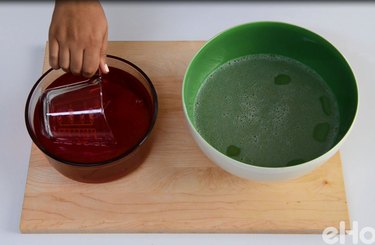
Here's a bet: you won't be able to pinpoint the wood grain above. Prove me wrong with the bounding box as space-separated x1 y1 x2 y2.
20 41 350 233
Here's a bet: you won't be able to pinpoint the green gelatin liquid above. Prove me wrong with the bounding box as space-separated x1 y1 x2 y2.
194 54 340 167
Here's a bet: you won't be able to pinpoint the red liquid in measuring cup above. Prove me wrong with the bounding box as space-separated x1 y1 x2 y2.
33 67 154 164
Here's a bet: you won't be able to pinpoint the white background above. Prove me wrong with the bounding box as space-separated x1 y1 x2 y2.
0 2 374 245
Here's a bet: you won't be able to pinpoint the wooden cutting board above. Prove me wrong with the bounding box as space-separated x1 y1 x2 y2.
20 41 350 233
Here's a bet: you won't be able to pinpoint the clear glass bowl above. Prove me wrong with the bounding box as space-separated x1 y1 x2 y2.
25 55 158 183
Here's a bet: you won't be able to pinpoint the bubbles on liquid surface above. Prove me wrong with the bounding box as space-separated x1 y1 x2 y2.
274 74 291 85
313 122 330 142
194 54 340 167
226 145 241 157
320 95 332 116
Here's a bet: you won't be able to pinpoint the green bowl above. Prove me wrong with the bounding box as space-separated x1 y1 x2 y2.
182 22 358 181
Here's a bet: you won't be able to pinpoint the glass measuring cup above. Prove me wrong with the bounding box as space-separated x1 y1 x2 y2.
41 75 116 147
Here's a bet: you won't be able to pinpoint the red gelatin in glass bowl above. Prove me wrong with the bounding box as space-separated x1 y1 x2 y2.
25 56 158 183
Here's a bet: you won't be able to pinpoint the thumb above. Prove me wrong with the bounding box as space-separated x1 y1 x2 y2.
99 29 109 74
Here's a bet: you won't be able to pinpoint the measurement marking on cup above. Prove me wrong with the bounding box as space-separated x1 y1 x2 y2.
57 128 98 139
47 108 103 117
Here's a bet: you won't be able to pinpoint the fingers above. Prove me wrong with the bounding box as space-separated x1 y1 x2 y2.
82 48 100 78
48 39 104 77
99 29 109 74
49 41 100 77
49 39 59 69
58 45 70 72
99 60 109 75
69 47 83 76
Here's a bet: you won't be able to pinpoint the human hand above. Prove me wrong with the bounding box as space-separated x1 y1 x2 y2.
49 0 109 77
